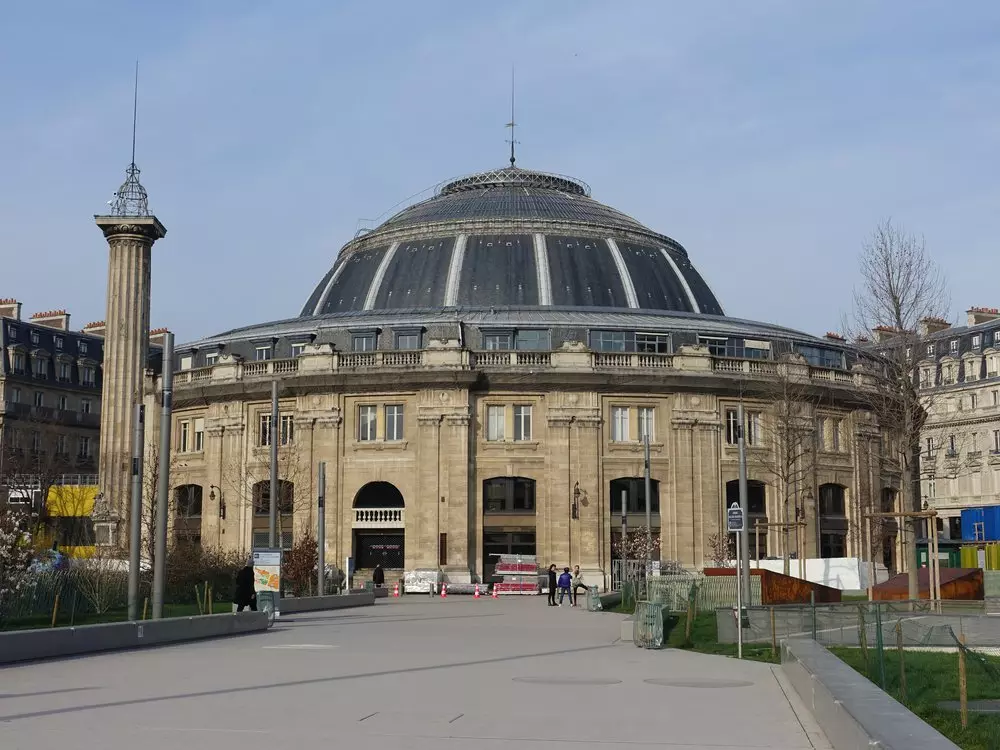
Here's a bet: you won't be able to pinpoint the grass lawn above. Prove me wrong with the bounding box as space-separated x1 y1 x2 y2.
1 601 233 632
831 646 1000 750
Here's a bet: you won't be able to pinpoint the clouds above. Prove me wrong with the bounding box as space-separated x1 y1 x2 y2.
0 1 998 341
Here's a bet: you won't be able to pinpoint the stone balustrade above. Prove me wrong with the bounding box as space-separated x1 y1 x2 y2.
172 346 875 390
353 508 405 528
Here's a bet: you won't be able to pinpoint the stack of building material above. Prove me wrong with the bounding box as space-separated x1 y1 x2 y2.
403 569 441 594
492 554 540 594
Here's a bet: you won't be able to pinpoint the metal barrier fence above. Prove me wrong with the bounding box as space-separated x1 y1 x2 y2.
647 573 762 612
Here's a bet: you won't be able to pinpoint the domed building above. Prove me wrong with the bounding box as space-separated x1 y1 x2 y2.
163 166 899 588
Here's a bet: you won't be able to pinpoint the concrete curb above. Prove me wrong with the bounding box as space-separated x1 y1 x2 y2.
0 612 269 666
280 591 377 614
781 638 959 750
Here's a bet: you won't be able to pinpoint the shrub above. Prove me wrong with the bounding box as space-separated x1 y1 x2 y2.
282 534 317 597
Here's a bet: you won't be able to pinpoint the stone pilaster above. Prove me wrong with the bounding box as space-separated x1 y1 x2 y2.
94 216 166 547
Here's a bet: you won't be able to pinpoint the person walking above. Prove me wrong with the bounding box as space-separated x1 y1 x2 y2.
557 567 572 606
546 564 558 606
234 559 257 612
373 563 385 588
571 565 587 607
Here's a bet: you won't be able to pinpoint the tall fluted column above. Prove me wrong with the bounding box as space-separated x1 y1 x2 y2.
94 215 166 547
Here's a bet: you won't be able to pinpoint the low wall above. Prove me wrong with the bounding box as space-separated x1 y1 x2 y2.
781 638 958 750
0 612 269 666
280 591 376 614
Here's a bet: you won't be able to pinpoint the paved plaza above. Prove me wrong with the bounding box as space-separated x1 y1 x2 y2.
0 598 829 749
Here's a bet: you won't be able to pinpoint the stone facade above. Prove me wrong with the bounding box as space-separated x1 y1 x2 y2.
163 342 899 588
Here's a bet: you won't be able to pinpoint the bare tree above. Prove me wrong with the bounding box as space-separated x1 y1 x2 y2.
747 356 819 574
849 218 949 599
222 438 304 550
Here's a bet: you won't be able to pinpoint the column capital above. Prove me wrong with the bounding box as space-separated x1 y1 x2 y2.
95 215 167 241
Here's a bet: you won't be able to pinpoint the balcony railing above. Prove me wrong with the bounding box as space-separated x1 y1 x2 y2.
353 507 405 528
172 348 869 390
3 402 101 428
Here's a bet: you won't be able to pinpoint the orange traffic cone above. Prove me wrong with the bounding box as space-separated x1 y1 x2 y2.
491 587 499 599
441 583 447 598
474 584 480 599
392 582 399 598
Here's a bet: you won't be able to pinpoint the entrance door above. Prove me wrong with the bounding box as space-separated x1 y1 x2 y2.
354 531 405 569
482 531 536 583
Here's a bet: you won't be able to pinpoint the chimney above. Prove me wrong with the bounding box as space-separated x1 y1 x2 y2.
82 320 106 338
824 332 846 342
919 317 951 337
967 307 1000 327
149 327 170 348
872 325 900 344
0 298 22 321
30 309 71 331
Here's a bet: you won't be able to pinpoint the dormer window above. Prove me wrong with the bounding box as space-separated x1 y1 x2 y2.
30 331 39 345
973 334 982 349
54 336 63 350
290 343 307 357
352 332 377 352
79 341 88 355
926 344 935 356
254 345 272 361
950 340 959 353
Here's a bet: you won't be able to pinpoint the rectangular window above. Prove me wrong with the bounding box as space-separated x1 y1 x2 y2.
179 355 193 371
58 395 67 411
926 343 935 356
352 334 376 352
514 330 548 350
30 331 39 345
796 345 843 369
6 324 17 337
81 367 95 386
385 404 404 441
635 333 670 354
194 418 205 452
484 333 512 350
994 430 1000 453
31 431 41 452
925 436 934 455
258 413 271 446
513 405 532 441
58 362 71 381
33 391 44 407
290 343 307 357
32 358 47 379
831 420 841 452
78 341 88 354
973 334 982 349
54 336 63 350
179 420 190 452
950 340 959 353
9 387 20 403
971 393 978 409
12 352 25 373
486 405 506 441
611 406 629 442
81 398 92 414
591 330 627 352
745 412 761 446
280 414 294 445
395 332 421 350
439 533 448 566
948 434 957 455
970 433 979 453
816 416 828 450
358 405 377 441
726 409 739 445
56 434 68 455
254 346 272 361
205 352 219 366
638 406 655 441
78 436 91 458
725 409 760 445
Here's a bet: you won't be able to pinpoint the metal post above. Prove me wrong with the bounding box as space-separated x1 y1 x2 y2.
737 403 751 606
152 332 173 619
269 380 279 548
643 432 652 572
735 529 743 660
317 462 326 597
127 402 145 621
620 489 628 590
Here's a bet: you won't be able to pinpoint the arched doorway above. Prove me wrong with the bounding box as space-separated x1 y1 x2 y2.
725 480 767 558
251 480 294 550
818 484 848 558
352 482 405 570
482 477 536 583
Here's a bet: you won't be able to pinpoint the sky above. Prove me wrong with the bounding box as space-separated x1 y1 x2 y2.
1 1 999 344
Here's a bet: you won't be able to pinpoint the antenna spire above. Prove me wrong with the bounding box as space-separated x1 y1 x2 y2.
131 60 139 166
505 66 518 167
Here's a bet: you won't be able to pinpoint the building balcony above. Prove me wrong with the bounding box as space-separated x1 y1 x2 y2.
353 508 404 528
172 345 874 392
3 402 100 428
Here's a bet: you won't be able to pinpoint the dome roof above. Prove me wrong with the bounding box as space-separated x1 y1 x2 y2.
302 167 724 318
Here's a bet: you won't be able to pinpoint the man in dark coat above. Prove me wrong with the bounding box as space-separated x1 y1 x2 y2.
373 563 385 588
546 564 558 606
234 561 257 612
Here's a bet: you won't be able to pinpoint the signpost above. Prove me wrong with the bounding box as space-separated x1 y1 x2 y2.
728 502 746 659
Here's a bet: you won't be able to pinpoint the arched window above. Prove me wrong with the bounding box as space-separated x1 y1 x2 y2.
252 480 293 516
353 481 405 509
818 483 848 558
609 478 660 515
174 484 203 517
483 477 535 513
725 479 767 557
